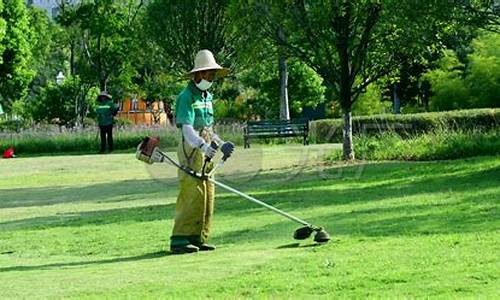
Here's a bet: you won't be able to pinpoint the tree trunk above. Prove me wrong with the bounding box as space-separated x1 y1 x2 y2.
70 42 75 76
74 95 79 127
335 3 355 161
100 78 107 91
342 108 355 160
277 25 290 121
393 85 401 114
279 55 290 120
97 34 106 91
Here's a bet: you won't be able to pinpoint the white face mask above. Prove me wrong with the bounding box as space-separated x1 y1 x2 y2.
195 79 213 91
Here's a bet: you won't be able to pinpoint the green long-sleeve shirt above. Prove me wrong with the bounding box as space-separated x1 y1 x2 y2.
175 81 214 130
96 100 119 126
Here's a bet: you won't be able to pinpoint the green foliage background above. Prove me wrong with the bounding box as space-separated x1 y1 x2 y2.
0 0 34 110
424 32 500 111
0 1 498 133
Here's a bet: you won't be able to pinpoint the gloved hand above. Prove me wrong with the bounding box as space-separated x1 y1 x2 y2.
221 141 235 159
150 147 164 163
200 143 217 159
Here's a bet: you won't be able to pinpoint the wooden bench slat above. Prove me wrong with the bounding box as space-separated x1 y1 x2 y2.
247 130 306 134
247 124 306 127
246 127 306 132
244 118 309 148
246 133 304 139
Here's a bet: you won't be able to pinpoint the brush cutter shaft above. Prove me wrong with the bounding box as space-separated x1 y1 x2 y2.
156 149 313 228
210 179 311 227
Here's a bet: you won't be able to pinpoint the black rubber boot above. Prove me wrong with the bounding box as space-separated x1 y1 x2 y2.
194 243 216 251
170 244 199 254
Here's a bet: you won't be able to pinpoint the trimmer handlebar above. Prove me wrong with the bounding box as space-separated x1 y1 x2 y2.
204 141 220 163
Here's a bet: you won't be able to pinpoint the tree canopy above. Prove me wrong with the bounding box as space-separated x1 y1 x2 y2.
144 0 232 74
0 0 34 111
228 0 499 159
0 0 498 160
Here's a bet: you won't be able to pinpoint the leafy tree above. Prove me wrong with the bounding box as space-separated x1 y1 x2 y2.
142 0 238 124
233 0 495 160
424 31 500 111
227 3 293 120
29 76 99 126
143 0 232 74
466 31 500 108
288 61 326 116
233 1 393 159
0 0 34 111
237 59 325 119
131 17 186 107
58 0 145 93
352 83 390 116
424 50 469 111
382 1 499 112
28 7 53 75
140 72 185 105
27 7 68 96
0 1 5 64
455 0 500 34
211 78 246 120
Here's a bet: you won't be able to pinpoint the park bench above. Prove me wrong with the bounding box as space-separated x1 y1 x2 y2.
243 119 309 148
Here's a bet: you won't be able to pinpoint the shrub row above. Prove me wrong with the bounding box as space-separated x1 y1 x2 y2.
0 119 28 132
0 124 245 156
327 128 500 161
0 130 175 156
311 108 500 143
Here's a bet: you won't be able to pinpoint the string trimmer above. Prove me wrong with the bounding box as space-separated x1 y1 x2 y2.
136 136 330 243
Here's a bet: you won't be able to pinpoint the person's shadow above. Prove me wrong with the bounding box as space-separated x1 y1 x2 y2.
0 251 171 273
276 242 323 249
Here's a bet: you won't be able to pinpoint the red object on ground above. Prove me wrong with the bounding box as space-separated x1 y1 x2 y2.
2 147 15 159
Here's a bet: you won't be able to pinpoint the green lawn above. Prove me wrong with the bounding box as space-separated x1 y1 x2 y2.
0 144 498 298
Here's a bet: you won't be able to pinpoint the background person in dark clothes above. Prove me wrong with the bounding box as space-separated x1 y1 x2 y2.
96 91 119 153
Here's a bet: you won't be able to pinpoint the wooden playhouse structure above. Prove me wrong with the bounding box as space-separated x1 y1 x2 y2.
117 97 173 126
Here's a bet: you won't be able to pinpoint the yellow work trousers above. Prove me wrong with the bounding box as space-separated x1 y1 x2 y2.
171 130 215 246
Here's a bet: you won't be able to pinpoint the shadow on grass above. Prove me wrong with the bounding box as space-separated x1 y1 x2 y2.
276 243 323 249
0 204 175 231
214 163 500 216
1 159 498 237
217 158 486 190
0 251 171 273
212 162 499 242
214 196 498 245
0 178 178 209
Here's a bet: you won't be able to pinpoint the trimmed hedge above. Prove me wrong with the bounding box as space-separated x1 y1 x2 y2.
327 128 500 161
311 108 500 143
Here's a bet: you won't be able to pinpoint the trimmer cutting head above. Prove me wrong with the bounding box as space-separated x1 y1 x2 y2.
293 226 314 240
313 228 331 243
293 226 330 243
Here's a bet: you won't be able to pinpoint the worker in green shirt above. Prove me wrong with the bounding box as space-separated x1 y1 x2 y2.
169 49 234 254
96 91 119 153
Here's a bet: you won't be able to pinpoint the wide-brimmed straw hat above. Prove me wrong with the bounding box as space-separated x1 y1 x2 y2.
189 50 229 76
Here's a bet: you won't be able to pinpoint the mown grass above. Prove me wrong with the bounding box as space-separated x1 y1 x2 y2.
0 145 498 298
